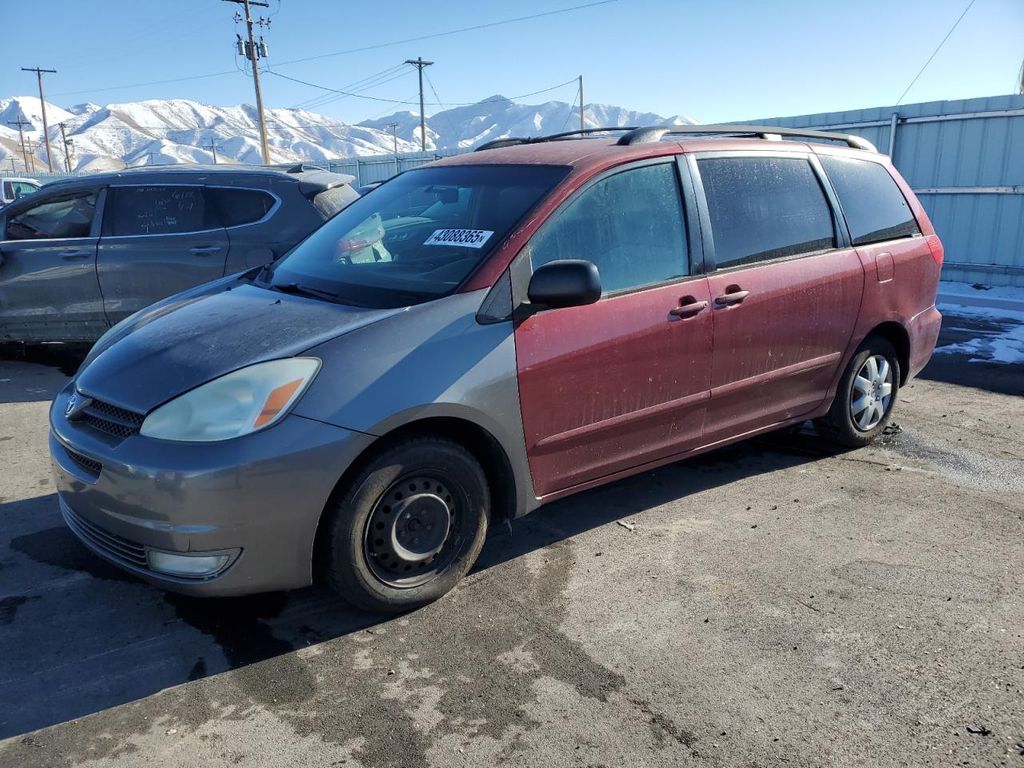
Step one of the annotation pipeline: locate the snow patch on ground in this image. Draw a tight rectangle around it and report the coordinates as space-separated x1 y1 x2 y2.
935 281 1024 365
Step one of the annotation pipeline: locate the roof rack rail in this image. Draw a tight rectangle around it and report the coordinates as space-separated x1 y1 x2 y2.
616 124 877 152
474 126 638 152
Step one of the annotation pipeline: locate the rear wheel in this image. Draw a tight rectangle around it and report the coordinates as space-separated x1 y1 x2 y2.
816 337 900 448
322 437 489 614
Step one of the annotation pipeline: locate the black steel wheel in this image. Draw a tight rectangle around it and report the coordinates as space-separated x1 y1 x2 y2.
323 437 489 614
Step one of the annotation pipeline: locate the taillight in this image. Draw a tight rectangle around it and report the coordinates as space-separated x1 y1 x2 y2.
927 236 944 266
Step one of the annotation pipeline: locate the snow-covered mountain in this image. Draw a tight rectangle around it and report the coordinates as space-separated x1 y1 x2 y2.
362 95 693 151
0 95 693 173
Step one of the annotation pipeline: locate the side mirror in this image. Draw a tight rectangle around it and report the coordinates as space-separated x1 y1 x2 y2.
527 259 601 309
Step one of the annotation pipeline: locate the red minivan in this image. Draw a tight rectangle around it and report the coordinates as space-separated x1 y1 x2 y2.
52 124 943 612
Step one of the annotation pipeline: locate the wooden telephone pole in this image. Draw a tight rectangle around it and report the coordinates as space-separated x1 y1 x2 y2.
405 57 433 152
21 67 57 172
59 123 73 172
224 0 271 164
578 75 584 132
7 118 33 173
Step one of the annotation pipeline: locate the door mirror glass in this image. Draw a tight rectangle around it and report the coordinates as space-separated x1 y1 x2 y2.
527 259 601 309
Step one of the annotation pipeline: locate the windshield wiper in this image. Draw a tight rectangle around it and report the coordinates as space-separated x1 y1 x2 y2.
270 282 340 302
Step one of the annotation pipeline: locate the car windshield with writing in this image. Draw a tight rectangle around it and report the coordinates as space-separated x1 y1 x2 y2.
267 164 569 308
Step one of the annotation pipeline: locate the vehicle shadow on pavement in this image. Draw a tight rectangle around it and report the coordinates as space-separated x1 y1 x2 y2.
0 427 845 740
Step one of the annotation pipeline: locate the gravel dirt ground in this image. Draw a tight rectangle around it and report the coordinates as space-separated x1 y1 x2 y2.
0 312 1021 768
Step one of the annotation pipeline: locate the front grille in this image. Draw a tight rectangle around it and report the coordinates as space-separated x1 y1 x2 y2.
62 503 149 569
78 397 144 440
65 447 102 476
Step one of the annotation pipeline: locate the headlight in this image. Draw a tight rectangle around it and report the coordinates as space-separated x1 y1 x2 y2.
140 358 320 442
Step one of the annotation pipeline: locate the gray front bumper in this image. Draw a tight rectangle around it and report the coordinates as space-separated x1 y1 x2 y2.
49 386 376 596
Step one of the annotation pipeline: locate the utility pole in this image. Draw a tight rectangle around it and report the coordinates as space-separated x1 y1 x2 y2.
385 122 400 174
385 122 399 156
7 119 32 173
203 138 223 164
224 0 271 164
24 137 37 173
578 75 584 132
9 158 16 174
21 67 57 172
405 57 433 152
59 123 73 172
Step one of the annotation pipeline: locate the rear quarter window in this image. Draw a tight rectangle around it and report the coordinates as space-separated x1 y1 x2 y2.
819 156 920 246
208 187 276 227
698 156 835 268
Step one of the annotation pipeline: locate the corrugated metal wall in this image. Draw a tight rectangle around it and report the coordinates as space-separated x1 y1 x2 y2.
323 150 460 186
743 95 1024 287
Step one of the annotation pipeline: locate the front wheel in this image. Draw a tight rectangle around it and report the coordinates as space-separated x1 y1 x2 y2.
322 437 490 614
816 337 900 448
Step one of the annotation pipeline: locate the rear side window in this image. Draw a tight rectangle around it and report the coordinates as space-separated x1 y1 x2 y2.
530 162 688 294
698 157 835 268
106 186 214 236
820 156 920 245
5 192 96 240
208 187 276 227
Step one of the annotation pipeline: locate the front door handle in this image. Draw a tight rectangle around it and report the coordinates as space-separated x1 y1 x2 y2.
714 288 750 307
59 250 92 260
190 245 223 256
669 297 708 319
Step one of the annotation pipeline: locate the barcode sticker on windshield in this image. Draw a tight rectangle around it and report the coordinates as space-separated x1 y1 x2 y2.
423 229 494 249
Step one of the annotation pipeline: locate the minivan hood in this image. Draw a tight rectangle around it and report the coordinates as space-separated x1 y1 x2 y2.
76 282 403 414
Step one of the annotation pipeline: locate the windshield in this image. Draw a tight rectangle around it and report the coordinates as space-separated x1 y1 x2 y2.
268 164 569 308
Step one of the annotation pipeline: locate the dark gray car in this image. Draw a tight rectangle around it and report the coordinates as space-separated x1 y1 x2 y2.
0 165 357 342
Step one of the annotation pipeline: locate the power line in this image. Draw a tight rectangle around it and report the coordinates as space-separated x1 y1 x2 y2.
290 64 409 109
272 0 621 67
289 66 413 111
266 70 580 108
895 0 976 105
424 71 459 148
49 1 620 98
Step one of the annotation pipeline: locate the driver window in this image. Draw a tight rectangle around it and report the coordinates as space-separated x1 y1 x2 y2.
5 192 97 240
528 162 688 295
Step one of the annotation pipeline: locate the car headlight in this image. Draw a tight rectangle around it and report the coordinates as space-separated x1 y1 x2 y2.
140 358 320 442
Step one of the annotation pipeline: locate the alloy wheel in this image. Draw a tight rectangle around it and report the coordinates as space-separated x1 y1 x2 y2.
850 354 893 431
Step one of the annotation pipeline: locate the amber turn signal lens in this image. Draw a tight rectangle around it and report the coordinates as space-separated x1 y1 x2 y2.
253 379 304 428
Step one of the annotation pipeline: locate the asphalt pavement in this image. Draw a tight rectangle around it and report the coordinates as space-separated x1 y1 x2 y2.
0 314 1021 768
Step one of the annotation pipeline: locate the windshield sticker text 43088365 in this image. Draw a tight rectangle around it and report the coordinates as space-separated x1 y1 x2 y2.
423 229 494 249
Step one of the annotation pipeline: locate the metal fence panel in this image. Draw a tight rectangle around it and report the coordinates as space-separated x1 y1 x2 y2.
743 94 1024 286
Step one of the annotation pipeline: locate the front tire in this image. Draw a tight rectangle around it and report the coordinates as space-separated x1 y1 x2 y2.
817 337 900 448
322 437 490 614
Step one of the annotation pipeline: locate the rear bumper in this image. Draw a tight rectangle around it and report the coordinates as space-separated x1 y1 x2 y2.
907 305 942 381
49 386 375 596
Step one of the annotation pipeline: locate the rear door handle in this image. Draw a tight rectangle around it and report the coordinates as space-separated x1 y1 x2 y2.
669 298 708 319
190 245 223 256
714 289 750 307
59 249 92 260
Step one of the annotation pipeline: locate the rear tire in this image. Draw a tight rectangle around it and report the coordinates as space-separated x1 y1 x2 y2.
816 336 900 448
322 437 489 614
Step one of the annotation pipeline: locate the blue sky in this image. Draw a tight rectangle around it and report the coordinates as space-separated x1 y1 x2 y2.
1 0 1021 123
